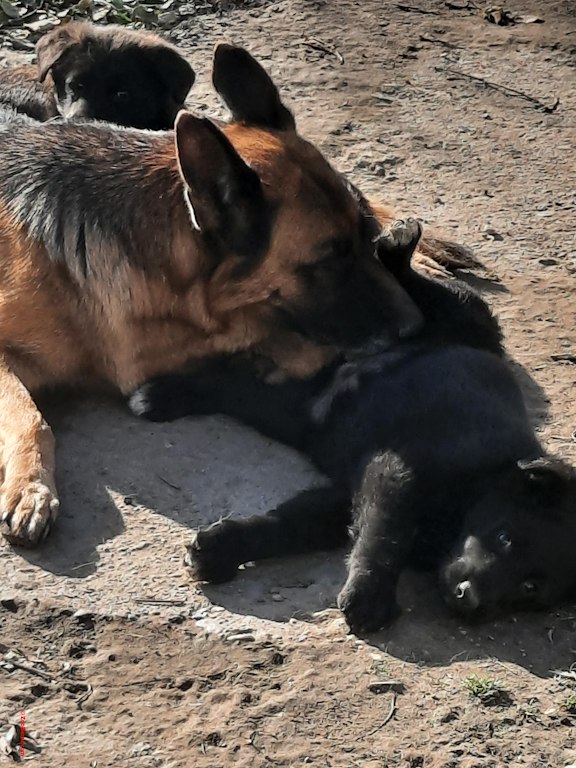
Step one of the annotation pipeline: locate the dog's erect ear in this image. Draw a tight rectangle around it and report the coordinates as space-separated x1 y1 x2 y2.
175 111 269 259
212 44 295 131
149 47 195 106
36 24 81 82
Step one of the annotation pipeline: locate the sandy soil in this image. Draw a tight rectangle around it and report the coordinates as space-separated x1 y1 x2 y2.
1 0 576 765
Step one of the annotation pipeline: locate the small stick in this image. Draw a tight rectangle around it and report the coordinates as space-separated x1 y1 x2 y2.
551 354 576 364
419 34 458 48
3 652 94 700
397 3 439 13
302 36 344 65
2 656 53 682
436 66 560 113
156 474 181 491
134 598 186 605
361 693 397 738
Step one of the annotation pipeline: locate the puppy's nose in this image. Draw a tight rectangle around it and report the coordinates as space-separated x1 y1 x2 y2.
456 580 471 599
454 579 480 612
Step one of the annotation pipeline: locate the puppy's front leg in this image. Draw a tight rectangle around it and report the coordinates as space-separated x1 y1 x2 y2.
338 451 420 633
185 486 351 583
0 358 59 546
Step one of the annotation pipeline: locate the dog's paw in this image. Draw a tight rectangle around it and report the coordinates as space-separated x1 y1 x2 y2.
1 480 60 547
128 382 180 422
337 574 400 634
411 251 452 280
183 524 241 584
379 217 423 261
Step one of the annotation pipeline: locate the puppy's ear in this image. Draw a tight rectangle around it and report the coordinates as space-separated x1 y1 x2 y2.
36 24 81 82
212 43 295 131
150 46 195 106
518 458 573 489
175 112 269 259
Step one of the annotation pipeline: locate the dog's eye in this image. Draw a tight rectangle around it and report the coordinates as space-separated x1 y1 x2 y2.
316 237 354 266
497 531 512 549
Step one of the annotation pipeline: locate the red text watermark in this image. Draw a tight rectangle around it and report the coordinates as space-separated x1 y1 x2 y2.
20 710 25 758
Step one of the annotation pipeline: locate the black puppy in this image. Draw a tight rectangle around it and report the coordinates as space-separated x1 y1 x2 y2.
0 21 194 128
130 224 576 632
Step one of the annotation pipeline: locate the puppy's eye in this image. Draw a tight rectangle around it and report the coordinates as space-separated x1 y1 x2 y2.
497 531 512 549
522 579 538 595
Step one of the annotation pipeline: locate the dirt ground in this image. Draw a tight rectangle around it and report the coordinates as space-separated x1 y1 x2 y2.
1 0 576 765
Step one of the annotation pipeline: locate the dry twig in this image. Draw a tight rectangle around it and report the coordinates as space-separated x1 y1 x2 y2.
436 66 560 113
397 3 439 13
360 693 397 738
302 36 344 65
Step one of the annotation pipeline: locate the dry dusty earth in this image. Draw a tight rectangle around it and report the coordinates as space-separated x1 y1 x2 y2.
2 0 576 765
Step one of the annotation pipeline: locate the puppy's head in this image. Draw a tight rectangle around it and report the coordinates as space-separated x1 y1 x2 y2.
36 21 194 129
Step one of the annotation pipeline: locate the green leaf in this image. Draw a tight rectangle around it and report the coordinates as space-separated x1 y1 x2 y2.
0 0 23 19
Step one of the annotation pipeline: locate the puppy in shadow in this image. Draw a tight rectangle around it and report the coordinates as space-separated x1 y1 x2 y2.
0 21 194 128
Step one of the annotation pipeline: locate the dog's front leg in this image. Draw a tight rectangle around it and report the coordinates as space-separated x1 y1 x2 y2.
185 486 351 583
337 451 421 634
0 358 59 546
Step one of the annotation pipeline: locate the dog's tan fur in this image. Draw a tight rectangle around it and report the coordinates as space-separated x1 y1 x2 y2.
0 45 426 547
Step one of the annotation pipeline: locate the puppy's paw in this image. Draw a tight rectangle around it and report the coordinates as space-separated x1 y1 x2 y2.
337 574 400 634
184 523 241 584
1 480 60 547
379 217 423 261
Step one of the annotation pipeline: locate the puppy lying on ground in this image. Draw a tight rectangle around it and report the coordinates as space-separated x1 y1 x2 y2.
131 221 576 632
0 44 428 548
0 21 194 128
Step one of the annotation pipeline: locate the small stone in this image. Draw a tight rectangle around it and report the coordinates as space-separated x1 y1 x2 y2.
368 681 405 694
0 597 18 612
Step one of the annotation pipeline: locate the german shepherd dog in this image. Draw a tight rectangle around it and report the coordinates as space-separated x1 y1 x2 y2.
0 21 194 128
0 44 425 548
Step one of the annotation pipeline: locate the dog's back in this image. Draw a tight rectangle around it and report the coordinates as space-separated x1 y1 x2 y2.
0 64 58 121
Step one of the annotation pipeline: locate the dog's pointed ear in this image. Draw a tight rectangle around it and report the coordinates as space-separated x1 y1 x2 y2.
36 24 81 82
149 46 195 107
175 111 269 258
212 44 295 131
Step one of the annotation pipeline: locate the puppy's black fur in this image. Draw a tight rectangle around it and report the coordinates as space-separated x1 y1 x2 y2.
0 21 194 128
131 245 576 633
